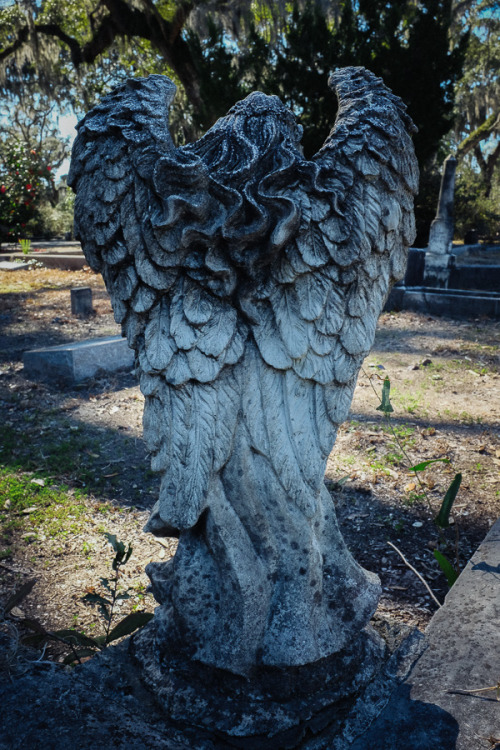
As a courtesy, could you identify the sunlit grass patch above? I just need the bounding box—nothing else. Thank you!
[0,467,88,542]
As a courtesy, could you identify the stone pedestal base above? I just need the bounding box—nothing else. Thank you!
[131,619,423,749]
[423,250,455,288]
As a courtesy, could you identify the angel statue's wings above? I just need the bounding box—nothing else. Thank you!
[69,68,418,674]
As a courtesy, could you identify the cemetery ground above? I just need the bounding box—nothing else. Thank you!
[0,265,499,667]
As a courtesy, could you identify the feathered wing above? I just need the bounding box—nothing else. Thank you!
[249,67,419,506]
[69,67,418,537]
[68,77,246,535]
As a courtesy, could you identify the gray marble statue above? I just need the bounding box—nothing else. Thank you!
[69,68,418,683]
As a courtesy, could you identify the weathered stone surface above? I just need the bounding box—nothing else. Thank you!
[68,65,418,733]
[403,248,426,287]
[427,154,457,256]
[385,285,500,319]
[0,260,31,271]
[71,286,94,316]
[0,620,426,750]
[4,252,87,270]
[23,335,134,383]
[4,514,499,749]
[0,643,197,750]
[397,517,500,750]
[424,248,455,288]
[131,622,390,746]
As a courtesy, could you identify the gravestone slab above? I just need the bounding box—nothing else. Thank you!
[23,335,134,384]
[71,287,93,316]
[0,260,31,271]
[351,517,500,749]
[5,252,87,270]
[385,286,500,318]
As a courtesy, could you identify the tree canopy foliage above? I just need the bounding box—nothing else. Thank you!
[0,1,465,160]
[1,0,497,242]
[453,1,500,192]
[446,0,500,238]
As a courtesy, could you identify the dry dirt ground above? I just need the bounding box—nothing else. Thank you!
[0,264,499,665]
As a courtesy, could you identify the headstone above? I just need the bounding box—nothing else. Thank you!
[71,287,93,316]
[68,67,419,742]
[427,154,457,255]
[23,336,134,384]
[463,228,479,245]
[424,155,457,288]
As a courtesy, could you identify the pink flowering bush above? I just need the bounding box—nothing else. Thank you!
[0,143,54,245]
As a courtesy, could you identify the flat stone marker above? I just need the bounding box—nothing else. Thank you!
[0,260,31,271]
[4,252,87,270]
[351,517,500,749]
[71,287,93,316]
[23,335,134,384]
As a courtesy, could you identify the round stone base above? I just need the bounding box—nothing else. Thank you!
[131,622,388,748]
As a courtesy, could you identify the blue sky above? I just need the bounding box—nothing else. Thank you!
[57,113,78,178]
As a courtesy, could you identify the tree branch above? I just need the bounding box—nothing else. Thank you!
[0,25,29,63]
[457,111,500,158]
[0,0,205,111]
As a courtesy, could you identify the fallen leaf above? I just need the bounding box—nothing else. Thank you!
[30,478,45,487]
[405,482,416,492]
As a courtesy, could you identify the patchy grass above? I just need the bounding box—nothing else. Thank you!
[0,468,88,546]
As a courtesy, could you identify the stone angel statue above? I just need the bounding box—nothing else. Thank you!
[69,68,418,679]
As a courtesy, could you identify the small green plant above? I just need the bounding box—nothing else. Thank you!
[19,238,31,254]
[403,491,427,507]
[18,534,153,664]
